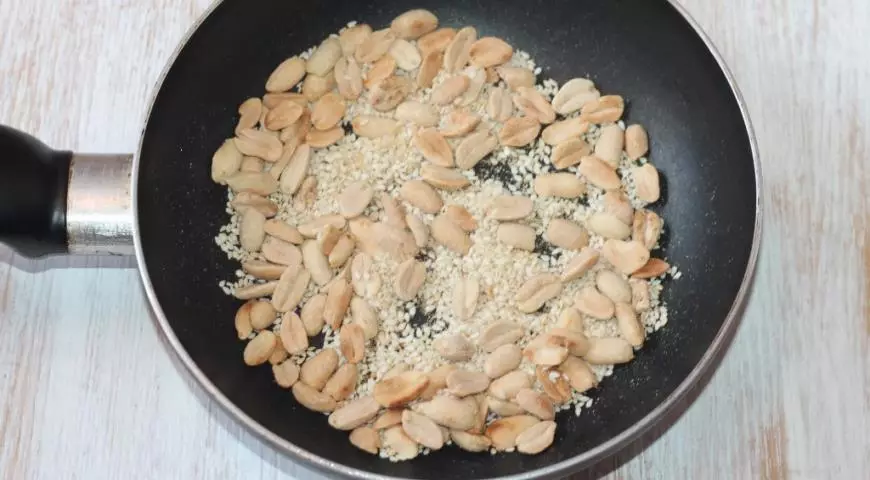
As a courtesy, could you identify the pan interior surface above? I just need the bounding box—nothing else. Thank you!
[136,0,757,478]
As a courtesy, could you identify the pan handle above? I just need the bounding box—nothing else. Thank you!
[0,125,134,258]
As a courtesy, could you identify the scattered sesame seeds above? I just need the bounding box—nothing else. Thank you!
[213,17,674,461]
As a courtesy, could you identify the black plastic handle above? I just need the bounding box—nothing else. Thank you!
[0,125,71,258]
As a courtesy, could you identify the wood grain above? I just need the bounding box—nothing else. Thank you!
[1,1,868,479]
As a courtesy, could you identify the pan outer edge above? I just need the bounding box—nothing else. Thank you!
[130,1,764,478]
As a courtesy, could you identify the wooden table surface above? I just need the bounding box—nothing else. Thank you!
[1,0,867,478]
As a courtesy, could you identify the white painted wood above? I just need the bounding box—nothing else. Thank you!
[0,1,867,479]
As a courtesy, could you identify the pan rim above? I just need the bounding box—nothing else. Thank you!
[131,0,763,478]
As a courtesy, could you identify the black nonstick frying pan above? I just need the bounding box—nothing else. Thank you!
[0,0,761,478]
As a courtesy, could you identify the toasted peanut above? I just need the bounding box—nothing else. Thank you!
[402,410,444,450]
[625,124,649,160]
[334,56,364,100]
[580,95,625,124]
[452,276,480,320]
[456,130,498,169]
[355,28,397,63]
[292,382,337,413]
[395,101,439,126]
[557,307,585,332]
[515,389,555,420]
[443,26,477,73]
[497,66,535,91]
[523,335,568,366]
[388,39,422,70]
[300,349,339,390]
[468,37,513,68]
[552,78,600,115]
[542,117,589,146]
[630,279,651,312]
[279,312,308,354]
[487,86,514,122]
[446,370,491,397]
[233,281,278,300]
[431,75,471,105]
[272,267,310,313]
[559,356,598,392]
[632,258,671,279]
[434,333,475,362]
[633,163,661,203]
[602,240,651,274]
[451,431,492,452]
[479,321,524,352]
[488,370,532,400]
[516,420,556,454]
[266,57,306,93]
[616,302,645,347]
[324,278,353,330]
[513,87,556,124]
[391,9,438,39]
[418,28,456,56]
[400,179,444,213]
[243,331,277,366]
[497,223,536,251]
[488,195,533,221]
[211,139,243,184]
[394,259,426,300]
[415,395,478,430]
[406,213,430,249]
[235,301,254,339]
[545,219,589,250]
[421,163,471,190]
[499,116,541,147]
[587,212,632,240]
[536,366,572,403]
[248,300,276,330]
[414,128,454,167]
[352,115,400,138]
[273,361,300,388]
[369,75,412,111]
[416,50,443,88]
[595,124,625,168]
[485,415,540,451]
[487,396,526,416]
[440,109,480,138]
[323,363,359,401]
[574,286,615,320]
[580,155,622,190]
[407,365,450,401]
[382,426,419,460]
[349,427,380,454]
[328,396,380,430]
[349,296,379,340]
[596,270,632,303]
[484,344,523,379]
[584,337,634,364]
[374,371,430,408]
[431,214,473,255]
[515,274,563,313]
[340,323,366,364]
[364,56,396,89]
[373,409,404,430]
[534,173,587,198]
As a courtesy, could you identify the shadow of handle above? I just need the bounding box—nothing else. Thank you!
[0,125,136,258]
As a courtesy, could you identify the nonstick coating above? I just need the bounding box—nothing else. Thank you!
[135,0,758,478]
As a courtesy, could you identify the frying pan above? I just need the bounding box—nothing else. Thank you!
[0,0,761,478]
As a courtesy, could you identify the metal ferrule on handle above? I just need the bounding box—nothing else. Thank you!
[67,154,134,256]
